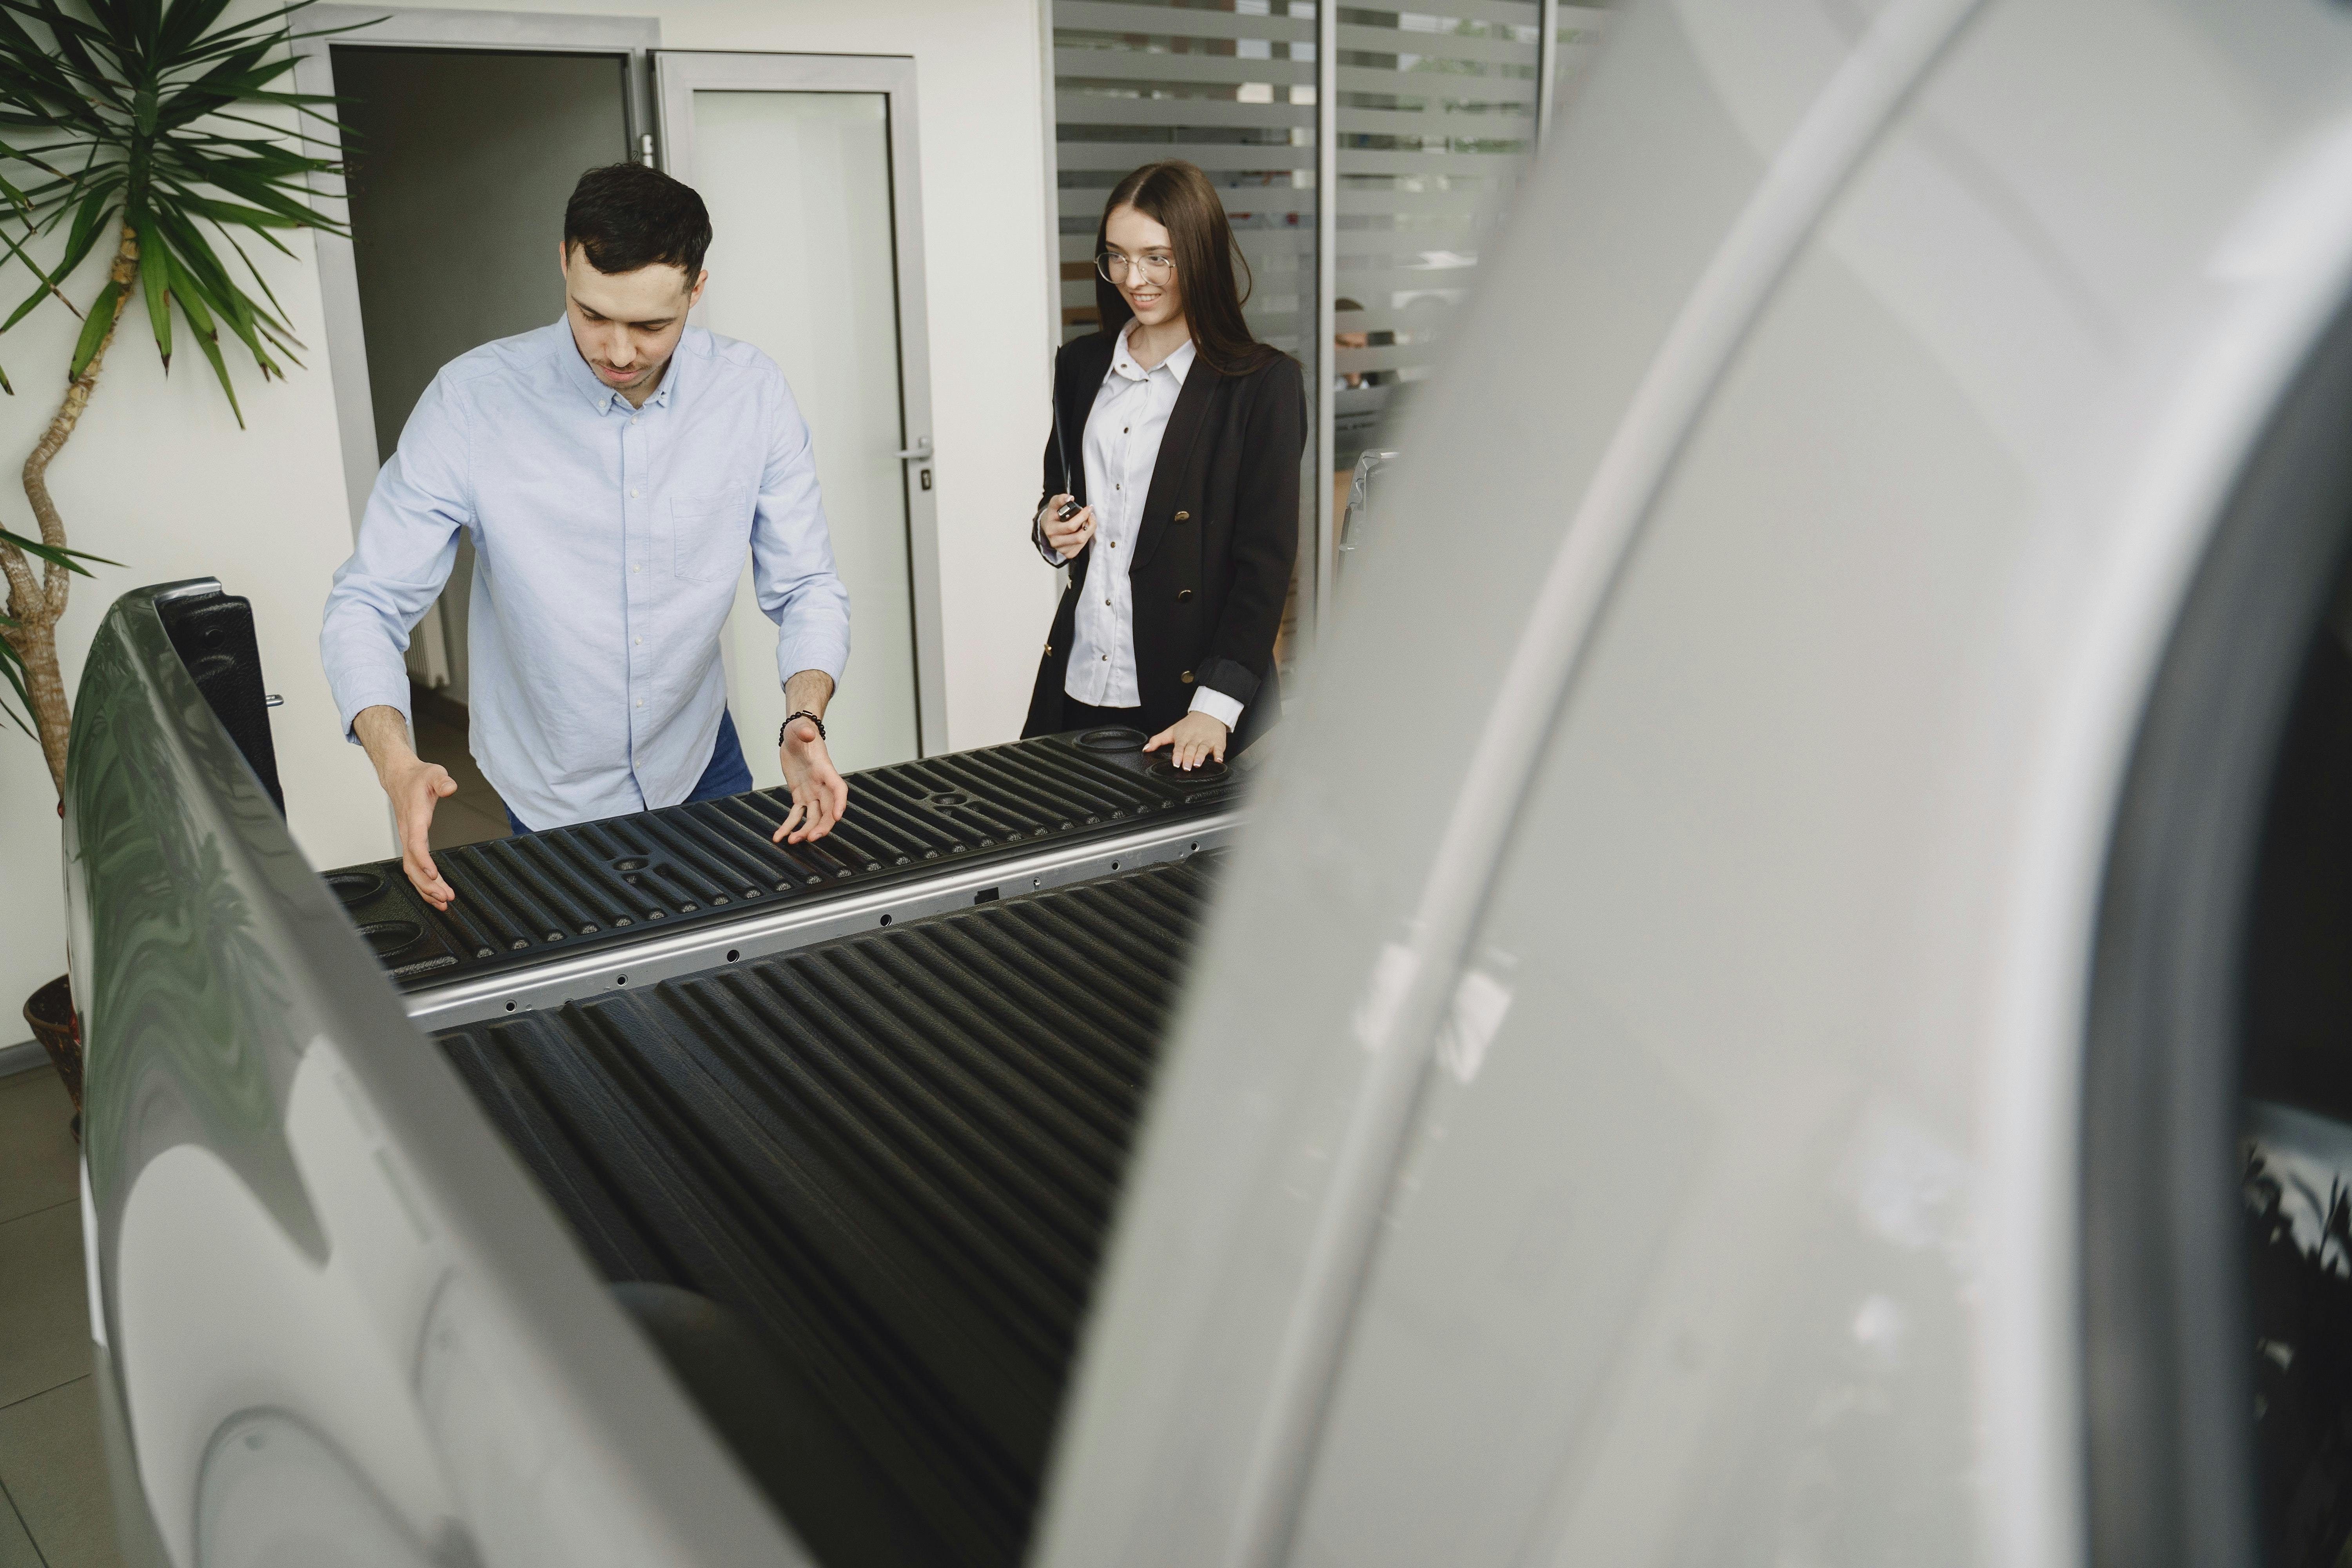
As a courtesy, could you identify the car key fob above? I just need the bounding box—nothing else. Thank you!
[1056,498,1083,523]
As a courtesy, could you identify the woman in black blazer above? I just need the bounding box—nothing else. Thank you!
[1022,160,1305,769]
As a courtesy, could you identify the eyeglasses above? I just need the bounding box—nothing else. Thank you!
[1097,250,1176,285]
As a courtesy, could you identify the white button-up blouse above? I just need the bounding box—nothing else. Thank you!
[1050,324,1245,730]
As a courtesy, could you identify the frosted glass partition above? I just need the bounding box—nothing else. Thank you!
[1552,3,1611,109]
[1334,3,1541,467]
[1048,1,1615,653]
[690,89,918,779]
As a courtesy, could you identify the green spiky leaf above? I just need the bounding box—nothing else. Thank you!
[67,276,117,380]
[2,185,109,332]
[0,524,116,573]
[136,217,165,365]
[166,246,235,423]
[0,632,38,737]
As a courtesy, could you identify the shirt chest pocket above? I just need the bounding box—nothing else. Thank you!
[670,490,752,583]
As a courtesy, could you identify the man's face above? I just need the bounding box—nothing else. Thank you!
[559,241,707,402]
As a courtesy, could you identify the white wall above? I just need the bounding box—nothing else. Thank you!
[0,0,1054,1023]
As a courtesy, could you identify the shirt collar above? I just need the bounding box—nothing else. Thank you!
[1111,319,1195,386]
[557,316,688,416]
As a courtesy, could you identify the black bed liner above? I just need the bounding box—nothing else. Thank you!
[434,853,1221,1568]
[323,728,1236,990]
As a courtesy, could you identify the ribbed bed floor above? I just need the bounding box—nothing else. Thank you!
[434,854,1221,1568]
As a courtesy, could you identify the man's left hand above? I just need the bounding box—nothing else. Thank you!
[1144,710,1229,771]
[775,715,848,843]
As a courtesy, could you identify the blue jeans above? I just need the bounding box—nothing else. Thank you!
[504,708,755,836]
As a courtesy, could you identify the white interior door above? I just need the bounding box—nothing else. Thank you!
[655,53,942,780]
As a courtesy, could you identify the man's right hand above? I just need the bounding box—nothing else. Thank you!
[352,704,459,910]
[1040,495,1095,562]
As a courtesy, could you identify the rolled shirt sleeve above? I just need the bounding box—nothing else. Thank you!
[754,379,851,693]
[1189,684,1244,730]
[320,372,470,742]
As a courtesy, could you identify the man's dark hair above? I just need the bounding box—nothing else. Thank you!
[563,163,713,280]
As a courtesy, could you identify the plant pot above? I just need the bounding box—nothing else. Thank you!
[24,974,80,1119]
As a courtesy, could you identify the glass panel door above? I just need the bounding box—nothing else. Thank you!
[655,53,941,778]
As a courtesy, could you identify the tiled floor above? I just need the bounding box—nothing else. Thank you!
[411,682,511,849]
[0,1067,120,1568]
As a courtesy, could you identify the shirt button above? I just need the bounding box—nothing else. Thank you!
[630,488,640,498]
[636,699,644,708]
[631,564,641,573]
[634,636,643,646]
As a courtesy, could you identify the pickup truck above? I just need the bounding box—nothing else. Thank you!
[69,574,1241,1568]
[62,5,2352,1567]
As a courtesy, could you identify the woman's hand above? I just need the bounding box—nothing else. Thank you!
[774,715,849,844]
[1040,495,1096,561]
[1144,710,1229,771]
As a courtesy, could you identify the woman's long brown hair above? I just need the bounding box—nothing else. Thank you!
[1093,160,1280,376]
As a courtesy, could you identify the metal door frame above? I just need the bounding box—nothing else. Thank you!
[292,7,659,539]
[654,51,947,759]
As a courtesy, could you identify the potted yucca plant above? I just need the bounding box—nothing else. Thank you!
[0,0,346,1116]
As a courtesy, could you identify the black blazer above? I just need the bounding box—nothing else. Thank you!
[1022,332,1305,748]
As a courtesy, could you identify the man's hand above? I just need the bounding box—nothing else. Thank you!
[352,704,459,909]
[1145,710,1229,771]
[1040,495,1095,562]
[774,669,848,845]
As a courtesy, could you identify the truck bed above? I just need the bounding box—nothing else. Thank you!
[432,856,1217,1567]
[320,731,1247,1566]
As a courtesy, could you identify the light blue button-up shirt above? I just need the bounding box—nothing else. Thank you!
[321,319,851,829]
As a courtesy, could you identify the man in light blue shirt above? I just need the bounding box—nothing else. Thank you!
[322,164,851,910]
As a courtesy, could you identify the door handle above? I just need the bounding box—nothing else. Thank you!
[895,438,933,461]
